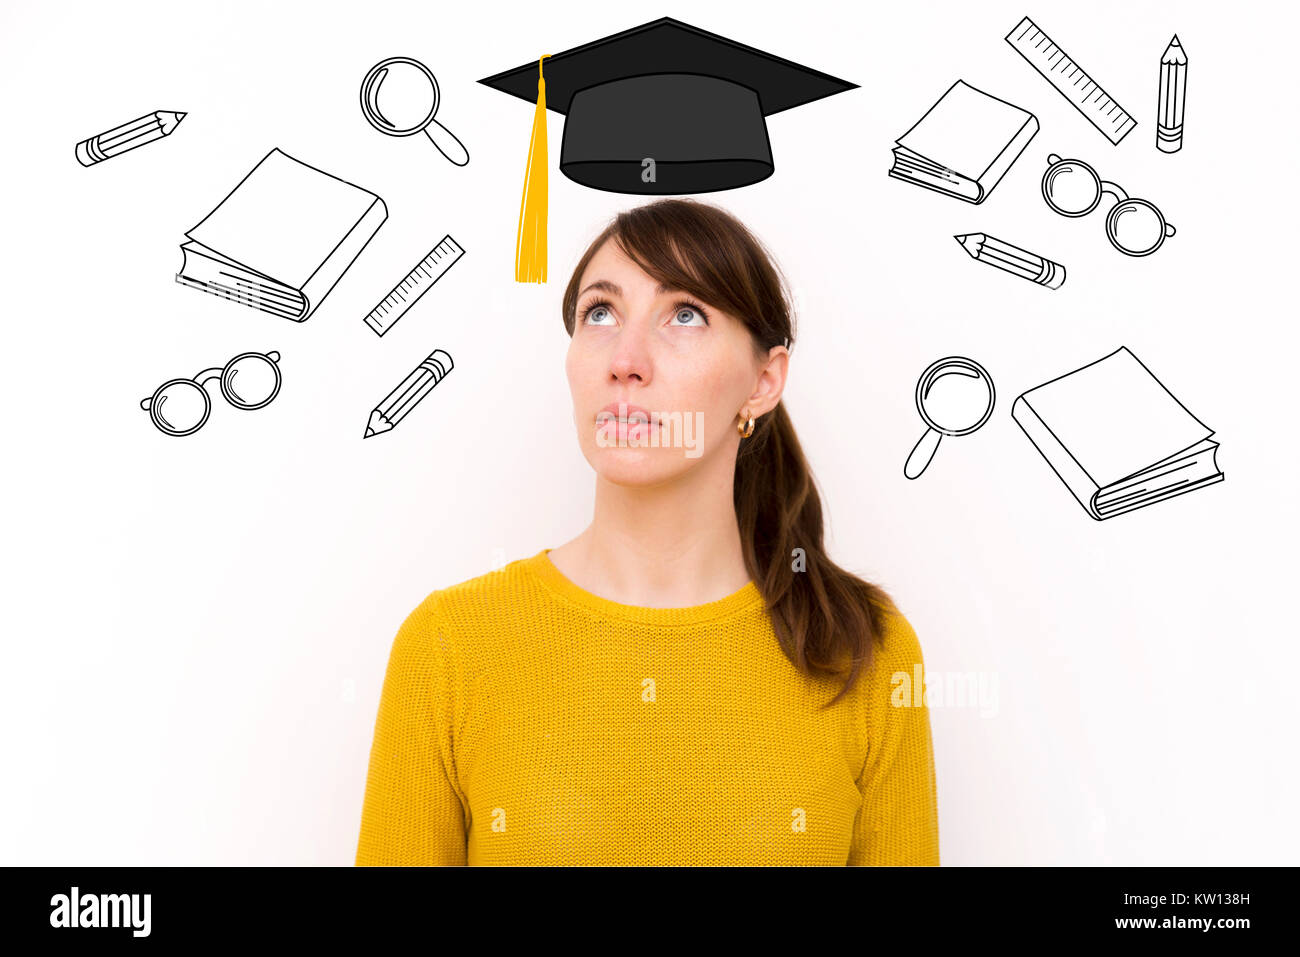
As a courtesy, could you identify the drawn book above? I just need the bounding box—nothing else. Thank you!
[889,80,1038,204]
[1012,347,1224,520]
[176,148,387,321]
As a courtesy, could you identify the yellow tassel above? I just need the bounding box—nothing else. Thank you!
[515,56,549,283]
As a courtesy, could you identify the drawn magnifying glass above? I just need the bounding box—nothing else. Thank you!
[1041,154,1175,256]
[904,357,996,479]
[360,57,469,166]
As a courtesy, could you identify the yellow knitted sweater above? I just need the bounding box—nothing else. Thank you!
[354,549,939,866]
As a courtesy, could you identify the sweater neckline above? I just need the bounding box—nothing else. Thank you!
[523,548,764,626]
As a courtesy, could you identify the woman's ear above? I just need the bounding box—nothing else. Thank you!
[745,344,790,417]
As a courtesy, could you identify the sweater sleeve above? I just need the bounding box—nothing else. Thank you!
[355,595,469,865]
[846,607,940,866]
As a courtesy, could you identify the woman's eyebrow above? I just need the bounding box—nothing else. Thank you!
[577,279,621,298]
[577,280,680,298]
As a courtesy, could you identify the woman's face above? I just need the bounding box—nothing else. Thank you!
[566,237,785,487]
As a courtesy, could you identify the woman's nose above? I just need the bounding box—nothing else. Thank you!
[608,323,653,382]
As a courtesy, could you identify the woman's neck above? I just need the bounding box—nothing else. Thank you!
[548,457,752,608]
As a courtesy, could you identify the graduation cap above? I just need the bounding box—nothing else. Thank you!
[479,16,858,282]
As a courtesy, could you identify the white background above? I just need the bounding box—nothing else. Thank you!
[2,0,1296,866]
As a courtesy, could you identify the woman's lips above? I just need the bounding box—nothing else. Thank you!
[595,410,657,442]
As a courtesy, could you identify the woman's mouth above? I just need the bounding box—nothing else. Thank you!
[596,410,657,442]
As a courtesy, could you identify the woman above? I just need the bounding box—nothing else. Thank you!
[355,199,939,866]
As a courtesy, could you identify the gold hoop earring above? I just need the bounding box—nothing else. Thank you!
[737,414,755,438]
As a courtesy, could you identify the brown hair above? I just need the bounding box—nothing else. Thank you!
[561,198,897,707]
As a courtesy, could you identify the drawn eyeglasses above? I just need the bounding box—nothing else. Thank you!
[140,351,281,436]
[1041,154,1176,257]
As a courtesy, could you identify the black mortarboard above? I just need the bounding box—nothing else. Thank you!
[479,16,858,282]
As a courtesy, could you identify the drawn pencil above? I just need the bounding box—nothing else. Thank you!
[1156,36,1187,153]
[364,349,454,438]
[955,233,1066,289]
[76,110,187,166]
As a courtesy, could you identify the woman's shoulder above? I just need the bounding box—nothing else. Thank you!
[875,600,924,665]
[848,599,931,752]
[852,597,926,695]
[394,550,548,645]
[820,594,925,696]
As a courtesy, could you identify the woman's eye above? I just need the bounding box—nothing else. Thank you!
[586,306,614,325]
[672,307,706,326]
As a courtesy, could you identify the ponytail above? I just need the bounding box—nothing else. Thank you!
[736,402,895,707]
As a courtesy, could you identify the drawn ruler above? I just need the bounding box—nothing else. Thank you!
[1005,17,1137,145]
[363,234,465,336]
